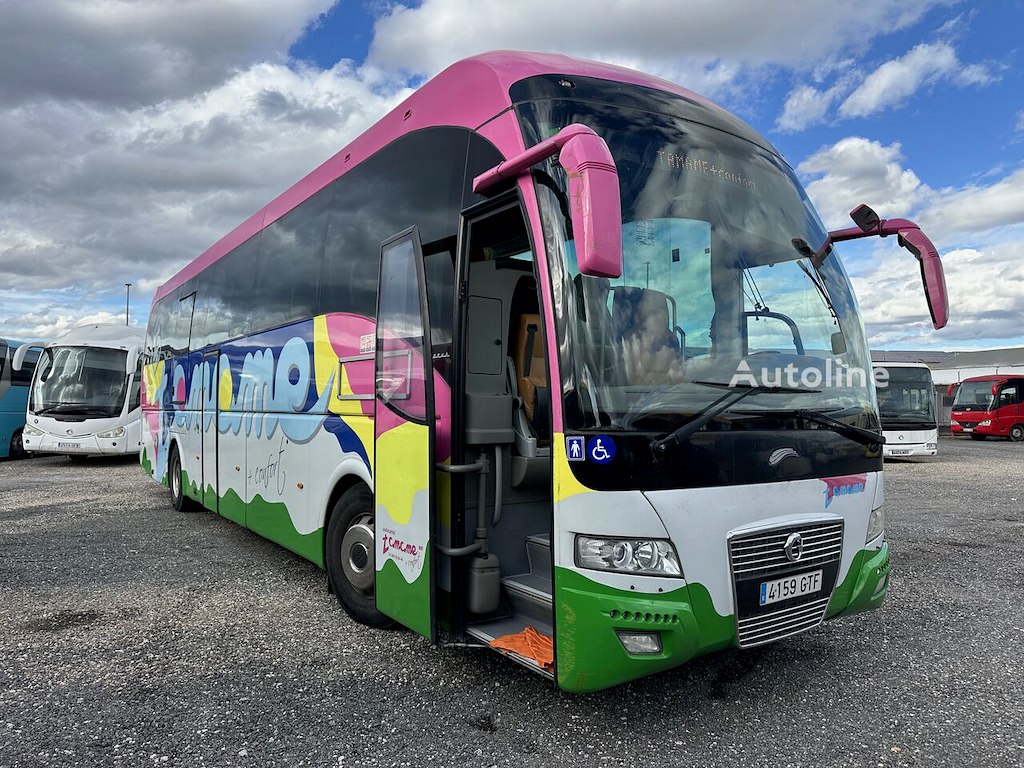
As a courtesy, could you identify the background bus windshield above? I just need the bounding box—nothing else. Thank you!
[516,79,876,435]
[32,347,129,418]
[876,367,936,428]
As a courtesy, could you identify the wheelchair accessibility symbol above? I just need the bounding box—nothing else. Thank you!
[587,435,616,464]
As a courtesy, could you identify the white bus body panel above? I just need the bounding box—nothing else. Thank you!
[881,428,938,457]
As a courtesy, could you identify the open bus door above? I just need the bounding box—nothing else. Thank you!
[373,227,437,640]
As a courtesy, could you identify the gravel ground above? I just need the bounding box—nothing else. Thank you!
[1,438,1022,767]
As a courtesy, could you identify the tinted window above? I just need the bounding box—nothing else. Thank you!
[192,235,260,348]
[319,128,473,318]
[250,184,332,332]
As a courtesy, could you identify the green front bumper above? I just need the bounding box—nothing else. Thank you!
[554,543,890,693]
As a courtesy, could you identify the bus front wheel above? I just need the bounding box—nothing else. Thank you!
[1010,424,1024,442]
[326,485,393,628]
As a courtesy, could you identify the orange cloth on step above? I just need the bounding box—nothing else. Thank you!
[489,626,554,670]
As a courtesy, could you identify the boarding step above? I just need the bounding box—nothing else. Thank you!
[525,532,551,578]
[502,572,552,625]
[465,615,554,680]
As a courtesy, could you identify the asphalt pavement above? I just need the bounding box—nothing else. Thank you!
[0,437,1021,767]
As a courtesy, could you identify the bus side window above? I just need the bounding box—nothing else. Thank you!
[1000,385,1018,407]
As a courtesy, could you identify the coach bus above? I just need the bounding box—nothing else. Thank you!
[15,324,145,458]
[0,339,43,458]
[950,375,1024,441]
[141,51,948,691]
[872,362,939,457]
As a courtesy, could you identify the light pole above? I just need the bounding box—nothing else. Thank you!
[125,283,131,325]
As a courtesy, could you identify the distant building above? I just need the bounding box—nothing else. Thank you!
[871,347,1024,428]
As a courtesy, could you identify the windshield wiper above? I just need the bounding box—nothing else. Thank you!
[32,402,88,415]
[760,408,885,447]
[650,383,815,456]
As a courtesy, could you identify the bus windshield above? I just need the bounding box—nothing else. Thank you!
[952,380,996,412]
[31,346,129,418]
[518,89,875,434]
[875,367,936,426]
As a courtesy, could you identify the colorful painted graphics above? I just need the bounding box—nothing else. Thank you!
[140,314,379,564]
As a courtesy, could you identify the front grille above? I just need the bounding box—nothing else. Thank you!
[959,421,979,429]
[729,520,844,648]
[729,521,844,580]
[736,595,832,647]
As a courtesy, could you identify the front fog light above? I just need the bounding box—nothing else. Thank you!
[576,535,682,577]
[616,631,662,655]
[98,426,126,439]
[866,505,885,544]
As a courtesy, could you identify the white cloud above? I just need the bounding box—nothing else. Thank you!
[853,242,1024,348]
[797,135,1024,348]
[0,0,337,108]
[0,60,409,335]
[1016,110,1024,134]
[776,79,853,132]
[920,168,1024,236]
[839,42,993,118]
[368,0,951,88]
[797,138,925,229]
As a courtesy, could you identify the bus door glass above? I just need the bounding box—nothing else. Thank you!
[202,348,219,511]
[373,227,437,640]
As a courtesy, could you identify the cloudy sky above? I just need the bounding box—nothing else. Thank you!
[0,0,1021,351]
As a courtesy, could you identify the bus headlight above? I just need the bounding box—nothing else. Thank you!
[978,420,992,427]
[866,504,885,544]
[23,424,44,437]
[575,535,682,577]
[98,427,126,439]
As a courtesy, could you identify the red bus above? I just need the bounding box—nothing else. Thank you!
[950,375,1024,441]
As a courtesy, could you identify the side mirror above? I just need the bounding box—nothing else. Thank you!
[12,341,45,371]
[126,345,141,375]
[828,205,949,330]
[556,133,622,278]
[830,332,847,356]
[473,123,623,279]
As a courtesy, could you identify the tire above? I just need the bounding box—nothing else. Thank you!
[970,434,986,441]
[326,485,393,628]
[1010,424,1024,442]
[9,429,25,459]
[169,445,187,512]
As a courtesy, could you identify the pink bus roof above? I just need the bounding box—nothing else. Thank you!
[154,51,723,303]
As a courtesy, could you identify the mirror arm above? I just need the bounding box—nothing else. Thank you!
[473,124,598,194]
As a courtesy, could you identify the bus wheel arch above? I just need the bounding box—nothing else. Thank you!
[1010,424,1024,442]
[325,481,393,628]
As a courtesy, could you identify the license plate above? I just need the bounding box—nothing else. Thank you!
[760,570,823,606]
[962,428,973,433]
[57,441,79,449]
[890,449,910,455]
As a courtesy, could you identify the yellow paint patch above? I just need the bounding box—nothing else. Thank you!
[219,367,234,411]
[374,420,429,526]
[554,432,595,503]
[143,360,164,403]
[313,315,339,408]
